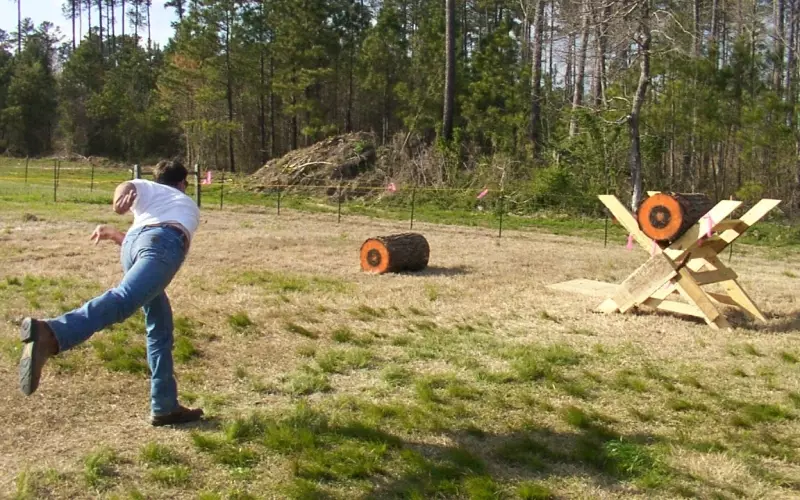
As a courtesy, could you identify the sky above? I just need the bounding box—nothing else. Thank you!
[0,0,177,49]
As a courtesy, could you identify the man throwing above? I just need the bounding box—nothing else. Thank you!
[19,159,204,426]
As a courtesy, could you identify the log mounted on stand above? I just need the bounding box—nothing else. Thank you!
[360,233,430,274]
[637,192,715,242]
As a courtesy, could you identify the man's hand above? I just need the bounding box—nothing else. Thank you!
[113,182,137,214]
[90,225,125,246]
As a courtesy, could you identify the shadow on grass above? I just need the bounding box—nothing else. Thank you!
[185,404,697,499]
[727,309,800,334]
[360,425,671,499]
[409,265,472,277]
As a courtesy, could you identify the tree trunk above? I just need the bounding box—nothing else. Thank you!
[86,0,92,44]
[147,0,152,50]
[97,0,103,53]
[787,0,795,126]
[17,0,21,54]
[442,0,456,141]
[530,0,546,156]
[628,0,651,212]
[259,49,267,163]
[710,0,719,67]
[110,0,115,53]
[270,55,276,158]
[121,0,125,45]
[346,34,354,132]
[592,4,609,107]
[693,0,701,57]
[72,0,77,50]
[225,5,235,172]
[565,31,575,101]
[775,0,785,96]
[569,0,590,138]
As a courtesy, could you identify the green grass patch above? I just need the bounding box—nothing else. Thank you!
[227,311,254,331]
[316,347,373,374]
[731,402,794,427]
[91,330,147,375]
[285,322,318,339]
[613,369,649,393]
[281,366,332,396]
[516,481,556,499]
[140,442,183,466]
[349,305,387,321]
[83,447,119,490]
[148,465,191,486]
[381,365,413,386]
[235,270,351,295]
[13,469,67,499]
[779,351,799,364]
[174,336,199,363]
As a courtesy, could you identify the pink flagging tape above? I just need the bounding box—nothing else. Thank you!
[626,234,634,250]
[698,214,715,246]
[386,182,396,193]
[201,171,212,185]
[477,188,488,199]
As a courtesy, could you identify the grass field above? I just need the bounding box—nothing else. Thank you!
[1,159,800,499]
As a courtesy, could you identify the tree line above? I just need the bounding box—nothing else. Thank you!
[1,0,799,212]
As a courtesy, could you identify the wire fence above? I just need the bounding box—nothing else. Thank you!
[0,159,794,249]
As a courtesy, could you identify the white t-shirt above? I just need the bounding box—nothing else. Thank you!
[128,179,200,241]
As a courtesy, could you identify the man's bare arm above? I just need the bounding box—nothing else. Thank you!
[113,182,137,214]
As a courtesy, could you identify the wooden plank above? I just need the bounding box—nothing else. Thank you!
[707,292,739,307]
[705,256,767,322]
[547,279,620,298]
[612,253,677,313]
[712,219,745,232]
[598,195,654,251]
[691,268,738,285]
[674,267,722,323]
[713,199,782,247]
[642,298,706,318]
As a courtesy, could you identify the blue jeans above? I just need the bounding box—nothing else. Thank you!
[45,225,187,416]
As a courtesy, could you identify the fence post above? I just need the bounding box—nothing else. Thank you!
[24,157,28,185]
[409,184,416,230]
[498,191,505,238]
[133,164,140,180]
[337,190,343,223]
[604,214,609,248]
[219,167,225,209]
[194,164,201,208]
[277,187,282,215]
[90,162,95,192]
[57,160,61,190]
[53,160,58,202]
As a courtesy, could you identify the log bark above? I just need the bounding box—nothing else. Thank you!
[637,192,715,242]
[360,233,430,274]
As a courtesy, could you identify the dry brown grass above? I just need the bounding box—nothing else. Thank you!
[1,203,799,499]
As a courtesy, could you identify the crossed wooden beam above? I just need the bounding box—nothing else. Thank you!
[597,193,781,330]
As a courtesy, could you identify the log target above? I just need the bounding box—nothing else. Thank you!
[360,233,430,274]
[637,192,715,242]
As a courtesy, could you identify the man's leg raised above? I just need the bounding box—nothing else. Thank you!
[20,231,184,395]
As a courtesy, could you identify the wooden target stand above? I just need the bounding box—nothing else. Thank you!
[572,193,780,330]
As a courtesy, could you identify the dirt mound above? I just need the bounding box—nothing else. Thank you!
[248,132,386,198]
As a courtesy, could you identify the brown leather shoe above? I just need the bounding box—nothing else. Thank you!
[19,318,60,396]
[150,405,204,426]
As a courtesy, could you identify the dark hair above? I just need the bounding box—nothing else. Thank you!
[153,160,188,187]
